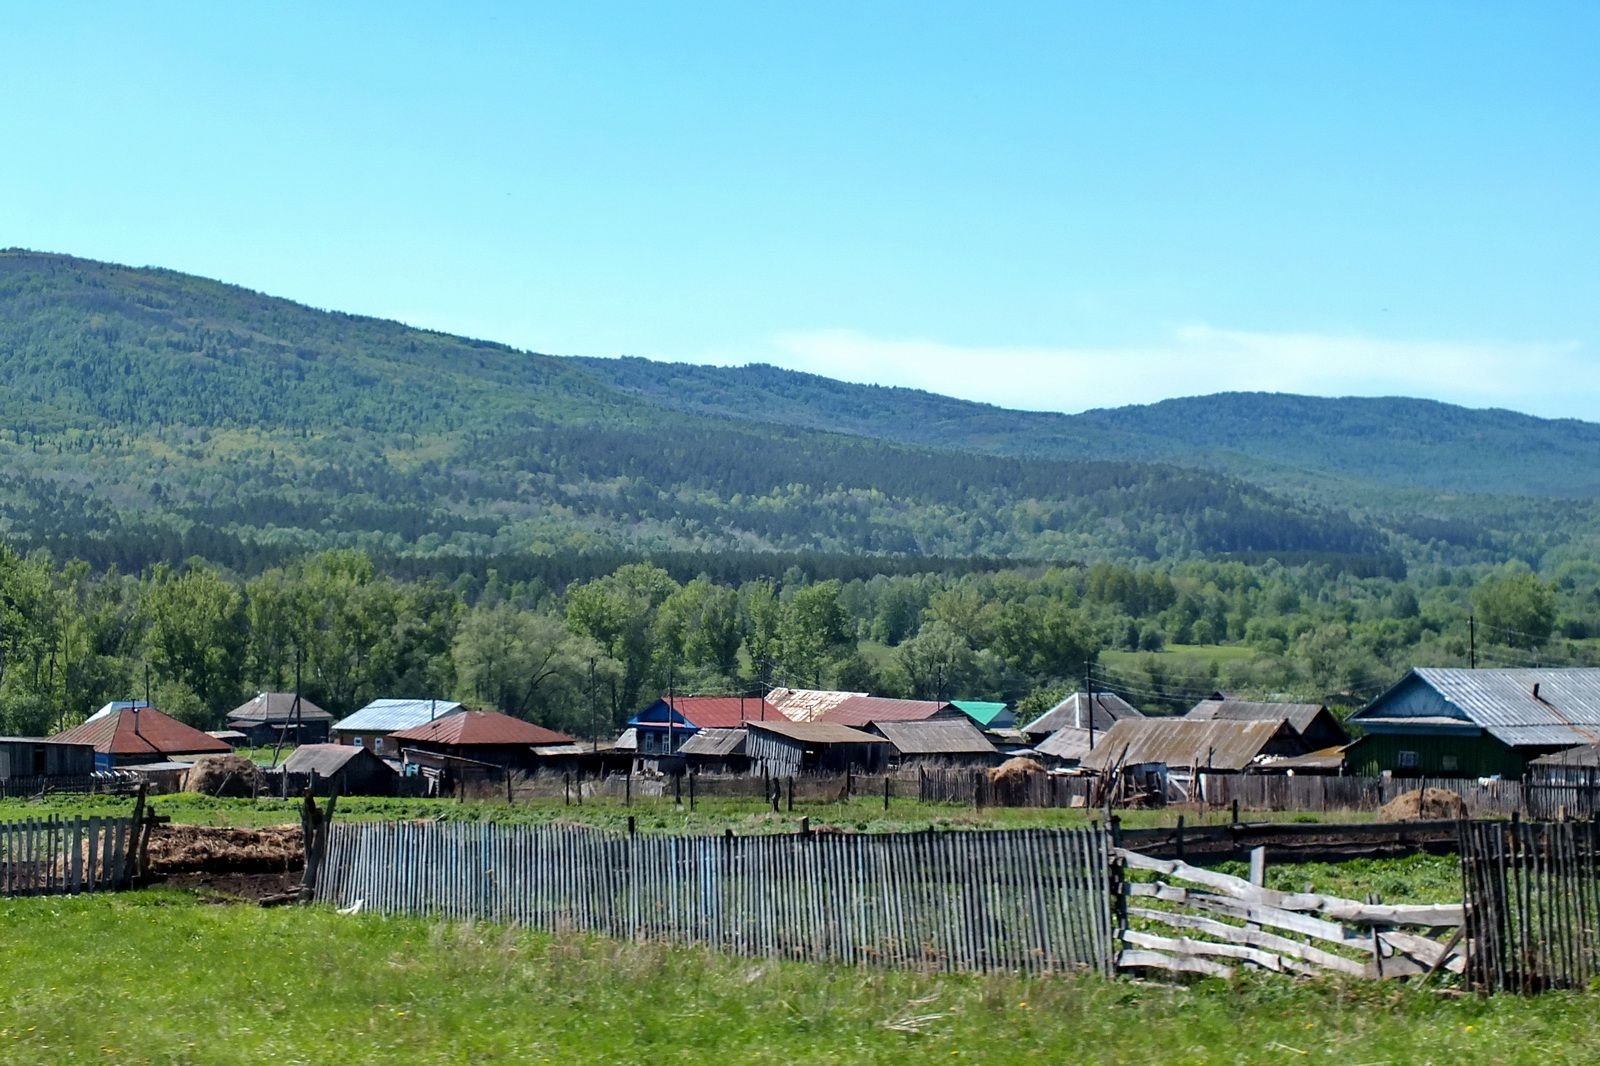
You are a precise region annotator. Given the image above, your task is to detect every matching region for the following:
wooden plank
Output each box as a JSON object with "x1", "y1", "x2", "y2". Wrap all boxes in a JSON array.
[
  {"x1": 1117, "y1": 947, "x2": 1234, "y2": 978},
  {"x1": 1125, "y1": 906, "x2": 1367, "y2": 976},
  {"x1": 1121, "y1": 928, "x2": 1293, "y2": 972}
]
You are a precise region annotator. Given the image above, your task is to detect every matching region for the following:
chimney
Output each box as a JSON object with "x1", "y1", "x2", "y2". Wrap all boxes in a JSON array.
[{"x1": 1533, "y1": 683, "x2": 1542, "y2": 701}]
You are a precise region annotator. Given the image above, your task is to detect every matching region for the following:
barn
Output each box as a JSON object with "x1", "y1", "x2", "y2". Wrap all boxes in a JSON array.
[{"x1": 745, "y1": 720, "x2": 890, "y2": 775}]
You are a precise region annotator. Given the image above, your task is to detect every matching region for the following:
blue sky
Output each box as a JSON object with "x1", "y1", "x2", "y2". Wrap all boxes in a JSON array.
[{"x1": 3, "y1": 3, "x2": 1597, "y2": 418}]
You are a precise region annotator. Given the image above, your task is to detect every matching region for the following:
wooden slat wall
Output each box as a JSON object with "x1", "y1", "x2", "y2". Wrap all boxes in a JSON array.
[
  {"x1": 316, "y1": 822, "x2": 1115, "y2": 974},
  {"x1": 0, "y1": 815, "x2": 142, "y2": 897}
]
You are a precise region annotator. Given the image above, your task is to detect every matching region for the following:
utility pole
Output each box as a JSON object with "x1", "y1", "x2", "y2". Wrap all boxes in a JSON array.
[
  {"x1": 1084, "y1": 658, "x2": 1095, "y2": 752},
  {"x1": 588, "y1": 656, "x2": 598, "y2": 752},
  {"x1": 1469, "y1": 615, "x2": 1477, "y2": 669}
]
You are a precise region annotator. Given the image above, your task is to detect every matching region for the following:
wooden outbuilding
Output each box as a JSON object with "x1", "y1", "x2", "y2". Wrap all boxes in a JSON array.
[
  {"x1": 226, "y1": 692, "x2": 335, "y2": 746},
  {"x1": 745, "y1": 720, "x2": 890, "y2": 775},
  {"x1": 281, "y1": 743, "x2": 399, "y2": 796},
  {"x1": 867, "y1": 718, "x2": 1000, "y2": 768}
]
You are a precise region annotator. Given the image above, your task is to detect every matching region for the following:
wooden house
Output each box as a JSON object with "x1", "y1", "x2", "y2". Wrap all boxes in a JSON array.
[
  {"x1": 226, "y1": 692, "x2": 335, "y2": 746},
  {"x1": 331, "y1": 698, "x2": 464, "y2": 758},
  {"x1": 1184, "y1": 698, "x2": 1349, "y2": 750},
  {"x1": 281, "y1": 743, "x2": 398, "y2": 796},
  {"x1": 390, "y1": 710, "x2": 574, "y2": 777},
  {"x1": 49, "y1": 705, "x2": 232, "y2": 770},
  {"x1": 950, "y1": 700, "x2": 1015, "y2": 731},
  {"x1": 1346, "y1": 668, "x2": 1600, "y2": 778},
  {"x1": 1020, "y1": 692, "x2": 1143, "y2": 743},
  {"x1": 867, "y1": 718, "x2": 1000, "y2": 768},
  {"x1": 628, "y1": 696, "x2": 779, "y2": 756},
  {"x1": 0, "y1": 737, "x2": 95, "y2": 782},
  {"x1": 745, "y1": 720, "x2": 890, "y2": 775}
]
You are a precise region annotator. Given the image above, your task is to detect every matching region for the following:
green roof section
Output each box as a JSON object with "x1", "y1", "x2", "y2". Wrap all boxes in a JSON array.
[{"x1": 951, "y1": 700, "x2": 1014, "y2": 729}]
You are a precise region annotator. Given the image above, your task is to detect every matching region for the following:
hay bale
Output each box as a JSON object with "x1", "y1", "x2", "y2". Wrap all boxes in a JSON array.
[
  {"x1": 1376, "y1": 787, "x2": 1468, "y2": 822},
  {"x1": 987, "y1": 756, "x2": 1044, "y2": 805},
  {"x1": 184, "y1": 754, "x2": 266, "y2": 798}
]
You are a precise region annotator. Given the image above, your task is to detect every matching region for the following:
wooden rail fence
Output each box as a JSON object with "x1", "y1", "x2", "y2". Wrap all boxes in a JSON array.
[
  {"x1": 315, "y1": 822, "x2": 1115, "y2": 975},
  {"x1": 1460, "y1": 818, "x2": 1600, "y2": 993},
  {"x1": 0, "y1": 814, "x2": 150, "y2": 896}
]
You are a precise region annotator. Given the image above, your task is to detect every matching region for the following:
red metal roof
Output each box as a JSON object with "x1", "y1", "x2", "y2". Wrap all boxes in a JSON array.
[
  {"x1": 817, "y1": 696, "x2": 951, "y2": 728},
  {"x1": 388, "y1": 710, "x2": 574, "y2": 747},
  {"x1": 665, "y1": 697, "x2": 781, "y2": 729},
  {"x1": 51, "y1": 706, "x2": 232, "y2": 758}
]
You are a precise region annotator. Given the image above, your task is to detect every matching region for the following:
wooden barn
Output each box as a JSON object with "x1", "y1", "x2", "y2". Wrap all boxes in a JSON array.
[
  {"x1": 745, "y1": 720, "x2": 890, "y2": 775},
  {"x1": 868, "y1": 718, "x2": 1000, "y2": 768},
  {"x1": 226, "y1": 692, "x2": 335, "y2": 746},
  {"x1": 0, "y1": 737, "x2": 95, "y2": 782},
  {"x1": 1184, "y1": 698, "x2": 1349, "y2": 750},
  {"x1": 678, "y1": 728, "x2": 750, "y2": 774},
  {"x1": 281, "y1": 743, "x2": 398, "y2": 796}
]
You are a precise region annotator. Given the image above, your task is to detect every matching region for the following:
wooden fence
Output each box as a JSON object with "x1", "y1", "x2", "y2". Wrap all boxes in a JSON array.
[
  {"x1": 315, "y1": 821, "x2": 1115, "y2": 975},
  {"x1": 0, "y1": 774, "x2": 145, "y2": 799},
  {"x1": 1459, "y1": 818, "x2": 1600, "y2": 993},
  {"x1": 1114, "y1": 847, "x2": 1466, "y2": 979},
  {"x1": 0, "y1": 814, "x2": 149, "y2": 896},
  {"x1": 919, "y1": 769, "x2": 1096, "y2": 808}
]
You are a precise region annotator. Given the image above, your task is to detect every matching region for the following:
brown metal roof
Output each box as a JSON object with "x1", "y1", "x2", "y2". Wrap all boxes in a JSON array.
[
  {"x1": 226, "y1": 692, "x2": 334, "y2": 724},
  {"x1": 51, "y1": 707, "x2": 232, "y2": 758},
  {"x1": 388, "y1": 710, "x2": 573, "y2": 747},
  {"x1": 1078, "y1": 718, "x2": 1302, "y2": 772},
  {"x1": 870, "y1": 719, "x2": 996, "y2": 756},
  {"x1": 817, "y1": 696, "x2": 951, "y2": 728},
  {"x1": 282, "y1": 744, "x2": 395, "y2": 777},
  {"x1": 747, "y1": 720, "x2": 887, "y2": 745},
  {"x1": 1185, "y1": 699, "x2": 1327, "y2": 735},
  {"x1": 765, "y1": 688, "x2": 869, "y2": 722}
]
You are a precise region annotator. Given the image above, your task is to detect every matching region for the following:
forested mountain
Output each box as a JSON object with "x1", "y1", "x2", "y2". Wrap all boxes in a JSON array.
[
  {"x1": 0, "y1": 250, "x2": 1400, "y2": 576},
  {"x1": 574, "y1": 358, "x2": 1600, "y2": 499}
]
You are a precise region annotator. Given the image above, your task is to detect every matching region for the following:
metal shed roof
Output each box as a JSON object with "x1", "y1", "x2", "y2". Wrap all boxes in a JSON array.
[
  {"x1": 1078, "y1": 718, "x2": 1299, "y2": 772},
  {"x1": 1352, "y1": 668, "x2": 1600, "y2": 749},
  {"x1": 1034, "y1": 726, "x2": 1094, "y2": 763},
  {"x1": 1185, "y1": 699, "x2": 1327, "y2": 735},
  {"x1": 679, "y1": 728, "x2": 748, "y2": 757},
  {"x1": 764, "y1": 688, "x2": 868, "y2": 723},
  {"x1": 870, "y1": 718, "x2": 997, "y2": 756},
  {"x1": 332, "y1": 699, "x2": 464, "y2": 734},
  {"x1": 1021, "y1": 692, "x2": 1143, "y2": 736},
  {"x1": 747, "y1": 720, "x2": 886, "y2": 745}
]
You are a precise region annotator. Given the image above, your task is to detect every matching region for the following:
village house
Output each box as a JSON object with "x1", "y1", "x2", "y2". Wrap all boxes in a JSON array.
[
  {"x1": 950, "y1": 700, "x2": 1015, "y2": 731},
  {"x1": 815, "y1": 695, "x2": 958, "y2": 729},
  {"x1": 867, "y1": 718, "x2": 1001, "y2": 768},
  {"x1": 280, "y1": 743, "x2": 398, "y2": 796},
  {"x1": 225, "y1": 692, "x2": 335, "y2": 746},
  {"x1": 330, "y1": 698, "x2": 464, "y2": 758},
  {"x1": 745, "y1": 719, "x2": 891, "y2": 775},
  {"x1": 628, "y1": 696, "x2": 779, "y2": 756},
  {"x1": 1184, "y1": 697, "x2": 1350, "y2": 750},
  {"x1": 49, "y1": 704, "x2": 232, "y2": 770},
  {"x1": 763, "y1": 687, "x2": 867, "y2": 722},
  {"x1": 389, "y1": 710, "x2": 574, "y2": 777},
  {"x1": 1020, "y1": 691, "x2": 1143, "y2": 743},
  {"x1": 1346, "y1": 667, "x2": 1600, "y2": 778}
]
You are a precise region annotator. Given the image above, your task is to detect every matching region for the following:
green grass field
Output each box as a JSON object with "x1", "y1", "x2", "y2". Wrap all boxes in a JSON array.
[{"x1": 0, "y1": 890, "x2": 1594, "y2": 1064}]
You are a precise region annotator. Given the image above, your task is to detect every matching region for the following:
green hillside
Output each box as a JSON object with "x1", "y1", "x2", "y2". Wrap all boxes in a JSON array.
[{"x1": 0, "y1": 251, "x2": 1396, "y2": 576}]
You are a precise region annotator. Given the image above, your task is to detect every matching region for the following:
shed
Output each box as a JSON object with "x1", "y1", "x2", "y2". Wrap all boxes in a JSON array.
[
  {"x1": 1346, "y1": 668, "x2": 1600, "y2": 778},
  {"x1": 745, "y1": 720, "x2": 890, "y2": 775},
  {"x1": 868, "y1": 719, "x2": 1000, "y2": 767},
  {"x1": 49, "y1": 706, "x2": 232, "y2": 770},
  {"x1": 282, "y1": 743, "x2": 398, "y2": 796},
  {"x1": 1078, "y1": 718, "x2": 1305, "y2": 773},
  {"x1": 1033, "y1": 726, "x2": 1095, "y2": 767},
  {"x1": 949, "y1": 700, "x2": 1015, "y2": 730},
  {"x1": 0, "y1": 737, "x2": 95, "y2": 781},
  {"x1": 331, "y1": 698, "x2": 464, "y2": 758},
  {"x1": 678, "y1": 728, "x2": 750, "y2": 774},
  {"x1": 1185, "y1": 698, "x2": 1349, "y2": 750},
  {"x1": 226, "y1": 692, "x2": 335, "y2": 745},
  {"x1": 816, "y1": 696, "x2": 957, "y2": 729},
  {"x1": 1020, "y1": 692, "x2": 1144, "y2": 742},
  {"x1": 628, "y1": 696, "x2": 779, "y2": 756}
]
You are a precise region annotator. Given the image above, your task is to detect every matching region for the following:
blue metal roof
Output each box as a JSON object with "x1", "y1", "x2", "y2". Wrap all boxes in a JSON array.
[{"x1": 333, "y1": 699, "x2": 464, "y2": 733}]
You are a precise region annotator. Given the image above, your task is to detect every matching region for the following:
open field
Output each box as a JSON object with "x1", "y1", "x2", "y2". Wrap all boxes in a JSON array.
[
  {"x1": 0, "y1": 890, "x2": 1596, "y2": 1064},
  {"x1": 0, "y1": 791, "x2": 1378, "y2": 834}
]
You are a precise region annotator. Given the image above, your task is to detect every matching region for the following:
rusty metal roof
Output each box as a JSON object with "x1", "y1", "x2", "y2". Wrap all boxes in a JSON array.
[
  {"x1": 679, "y1": 728, "x2": 748, "y2": 757},
  {"x1": 1021, "y1": 692, "x2": 1143, "y2": 736},
  {"x1": 817, "y1": 696, "x2": 951, "y2": 728},
  {"x1": 870, "y1": 718, "x2": 997, "y2": 756},
  {"x1": 747, "y1": 720, "x2": 887, "y2": 745},
  {"x1": 51, "y1": 707, "x2": 233, "y2": 758},
  {"x1": 1185, "y1": 699, "x2": 1327, "y2": 735},
  {"x1": 1352, "y1": 668, "x2": 1600, "y2": 749},
  {"x1": 765, "y1": 688, "x2": 868, "y2": 722},
  {"x1": 389, "y1": 710, "x2": 573, "y2": 747},
  {"x1": 1078, "y1": 718, "x2": 1300, "y2": 772}
]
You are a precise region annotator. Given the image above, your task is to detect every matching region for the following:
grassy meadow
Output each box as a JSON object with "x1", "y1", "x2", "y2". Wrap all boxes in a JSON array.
[{"x1": 0, "y1": 889, "x2": 1594, "y2": 1065}]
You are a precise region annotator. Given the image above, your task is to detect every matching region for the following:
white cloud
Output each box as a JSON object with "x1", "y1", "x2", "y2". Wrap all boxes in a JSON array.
[{"x1": 698, "y1": 325, "x2": 1593, "y2": 417}]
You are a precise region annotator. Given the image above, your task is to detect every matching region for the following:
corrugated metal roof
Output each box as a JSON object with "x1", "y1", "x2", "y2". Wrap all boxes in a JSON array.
[
  {"x1": 1034, "y1": 726, "x2": 1093, "y2": 763},
  {"x1": 227, "y1": 692, "x2": 334, "y2": 724},
  {"x1": 679, "y1": 728, "x2": 747, "y2": 757},
  {"x1": 871, "y1": 718, "x2": 997, "y2": 756},
  {"x1": 1353, "y1": 668, "x2": 1600, "y2": 749},
  {"x1": 765, "y1": 688, "x2": 868, "y2": 722},
  {"x1": 950, "y1": 701, "x2": 1014, "y2": 728},
  {"x1": 1185, "y1": 699, "x2": 1326, "y2": 735},
  {"x1": 1256, "y1": 746, "x2": 1349, "y2": 772},
  {"x1": 611, "y1": 728, "x2": 638, "y2": 751},
  {"x1": 1531, "y1": 744, "x2": 1600, "y2": 768},
  {"x1": 283, "y1": 744, "x2": 394, "y2": 777},
  {"x1": 748, "y1": 720, "x2": 887, "y2": 745},
  {"x1": 389, "y1": 710, "x2": 572, "y2": 747},
  {"x1": 1021, "y1": 692, "x2": 1144, "y2": 736},
  {"x1": 817, "y1": 696, "x2": 951, "y2": 728},
  {"x1": 333, "y1": 699, "x2": 464, "y2": 734},
  {"x1": 1079, "y1": 718, "x2": 1299, "y2": 772},
  {"x1": 52, "y1": 707, "x2": 233, "y2": 758}
]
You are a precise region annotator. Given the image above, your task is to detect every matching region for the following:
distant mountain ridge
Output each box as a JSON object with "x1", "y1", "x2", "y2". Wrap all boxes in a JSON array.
[{"x1": 571, "y1": 357, "x2": 1600, "y2": 499}]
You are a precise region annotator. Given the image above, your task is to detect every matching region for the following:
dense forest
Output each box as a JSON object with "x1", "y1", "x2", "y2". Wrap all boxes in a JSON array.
[{"x1": 1, "y1": 251, "x2": 1598, "y2": 739}]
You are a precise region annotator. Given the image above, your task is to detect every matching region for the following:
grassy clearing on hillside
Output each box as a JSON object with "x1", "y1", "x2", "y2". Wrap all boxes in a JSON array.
[
  {"x1": 0, "y1": 891, "x2": 1595, "y2": 1064},
  {"x1": 0, "y1": 791, "x2": 1375, "y2": 834},
  {"x1": 1102, "y1": 642, "x2": 1257, "y2": 674}
]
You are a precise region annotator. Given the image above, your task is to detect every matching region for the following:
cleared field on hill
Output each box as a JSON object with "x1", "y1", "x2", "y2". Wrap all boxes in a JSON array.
[{"x1": 0, "y1": 891, "x2": 1591, "y2": 1064}]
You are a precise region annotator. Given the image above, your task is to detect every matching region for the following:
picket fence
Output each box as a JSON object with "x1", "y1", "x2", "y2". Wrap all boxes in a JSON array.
[
  {"x1": 0, "y1": 815, "x2": 146, "y2": 896},
  {"x1": 316, "y1": 821, "x2": 1115, "y2": 974}
]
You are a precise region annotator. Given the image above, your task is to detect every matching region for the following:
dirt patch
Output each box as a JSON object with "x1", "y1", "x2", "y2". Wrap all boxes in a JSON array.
[
  {"x1": 1377, "y1": 787, "x2": 1468, "y2": 822},
  {"x1": 158, "y1": 870, "x2": 303, "y2": 904},
  {"x1": 145, "y1": 824, "x2": 303, "y2": 875},
  {"x1": 185, "y1": 754, "x2": 268, "y2": 797}
]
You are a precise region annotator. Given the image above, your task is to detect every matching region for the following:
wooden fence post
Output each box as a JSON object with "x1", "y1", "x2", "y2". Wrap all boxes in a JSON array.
[
  {"x1": 786, "y1": 777, "x2": 794, "y2": 812},
  {"x1": 883, "y1": 775, "x2": 890, "y2": 811}
]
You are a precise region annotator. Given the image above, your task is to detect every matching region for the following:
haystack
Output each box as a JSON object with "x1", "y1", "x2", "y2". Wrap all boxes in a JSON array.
[
  {"x1": 184, "y1": 753, "x2": 267, "y2": 798},
  {"x1": 988, "y1": 756, "x2": 1044, "y2": 805},
  {"x1": 1376, "y1": 787, "x2": 1468, "y2": 822}
]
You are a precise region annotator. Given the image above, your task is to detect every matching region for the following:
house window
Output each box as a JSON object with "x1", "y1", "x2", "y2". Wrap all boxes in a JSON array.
[
  {"x1": 1397, "y1": 750, "x2": 1419, "y2": 770},
  {"x1": 353, "y1": 737, "x2": 364, "y2": 748},
  {"x1": 1441, "y1": 755, "x2": 1459, "y2": 772}
]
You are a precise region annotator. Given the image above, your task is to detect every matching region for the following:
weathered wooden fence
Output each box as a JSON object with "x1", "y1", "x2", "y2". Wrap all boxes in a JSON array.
[
  {"x1": 1460, "y1": 818, "x2": 1600, "y2": 992},
  {"x1": 316, "y1": 822, "x2": 1115, "y2": 974},
  {"x1": 1115, "y1": 848, "x2": 1466, "y2": 980},
  {"x1": 0, "y1": 814, "x2": 149, "y2": 896},
  {"x1": 0, "y1": 773, "x2": 145, "y2": 799},
  {"x1": 1197, "y1": 774, "x2": 1527, "y2": 817},
  {"x1": 919, "y1": 769, "x2": 1096, "y2": 808}
]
